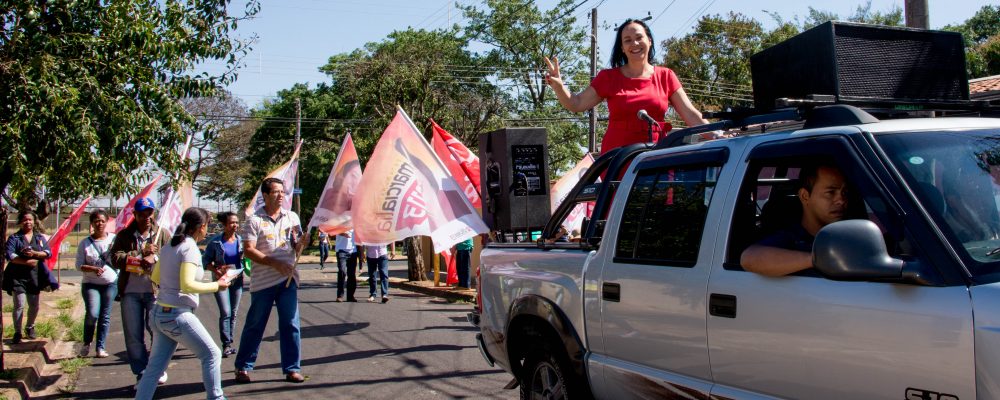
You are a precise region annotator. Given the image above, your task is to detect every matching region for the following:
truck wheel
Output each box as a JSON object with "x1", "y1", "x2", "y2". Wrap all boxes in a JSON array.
[{"x1": 519, "y1": 343, "x2": 573, "y2": 400}]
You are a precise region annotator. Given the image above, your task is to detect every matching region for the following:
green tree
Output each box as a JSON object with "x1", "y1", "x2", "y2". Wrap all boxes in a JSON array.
[
  {"x1": 0, "y1": 0, "x2": 259, "y2": 204},
  {"x1": 944, "y1": 5, "x2": 1000, "y2": 78}
]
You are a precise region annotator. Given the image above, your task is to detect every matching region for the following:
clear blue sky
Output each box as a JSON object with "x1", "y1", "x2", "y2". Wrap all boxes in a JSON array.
[{"x1": 208, "y1": 0, "x2": 992, "y2": 109}]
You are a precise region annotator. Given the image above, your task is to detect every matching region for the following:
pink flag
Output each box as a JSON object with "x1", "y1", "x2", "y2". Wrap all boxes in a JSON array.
[
  {"x1": 551, "y1": 154, "x2": 596, "y2": 233},
  {"x1": 245, "y1": 140, "x2": 302, "y2": 216},
  {"x1": 157, "y1": 179, "x2": 194, "y2": 237},
  {"x1": 114, "y1": 174, "x2": 162, "y2": 233},
  {"x1": 308, "y1": 134, "x2": 363, "y2": 236},
  {"x1": 352, "y1": 108, "x2": 488, "y2": 252},
  {"x1": 430, "y1": 120, "x2": 481, "y2": 209},
  {"x1": 46, "y1": 197, "x2": 91, "y2": 270}
]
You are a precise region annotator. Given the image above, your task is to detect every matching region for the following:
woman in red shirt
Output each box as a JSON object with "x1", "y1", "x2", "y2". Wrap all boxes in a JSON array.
[{"x1": 545, "y1": 18, "x2": 709, "y2": 155}]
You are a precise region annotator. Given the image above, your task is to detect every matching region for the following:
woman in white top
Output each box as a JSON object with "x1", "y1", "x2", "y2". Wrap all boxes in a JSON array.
[
  {"x1": 75, "y1": 210, "x2": 118, "y2": 358},
  {"x1": 135, "y1": 208, "x2": 231, "y2": 400}
]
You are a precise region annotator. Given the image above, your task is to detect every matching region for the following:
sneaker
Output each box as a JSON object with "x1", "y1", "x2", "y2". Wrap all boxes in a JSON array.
[
  {"x1": 319, "y1": 264, "x2": 324, "y2": 270},
  {"x1": 234, "y1": 370, "x2": 251, "y2": 383},
  {"x1": 382, "y1": 295, "x2": 390, "y2": 304},
  {"x1": 11, "y1": 333, "x2": 21, "y2": 344},
  {"x1": 368, "y1": 296, "x2": 377, "y2": 303},
  {"x1": 96, "y1": 348, "x2": 109, "y2": 358},
  {"x1": 158, "y1": 371, "x2": 168, "y2": 385},
  {"x1": 335, "y1": 296, "x2": 345, "y2": 303},
  {"x1": 79, "y1": 344, "x2": 91, "y2": 357},
  {"x1": 285, "y1": 371, "x2": 305, "y2": 383},
  {"x1": 222, "y1": 345, "x2": 234, "y2": 358},
  {"x1": 25, "y1": 326, "x2": 36, "y2": 340}
]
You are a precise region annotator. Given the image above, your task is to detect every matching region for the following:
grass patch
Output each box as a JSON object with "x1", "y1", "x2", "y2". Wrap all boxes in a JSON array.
[
  {"x1": 33, "y1": 320, "x2": 58, "y2": 340},
  {"x1": 56, "y1": 298, "x2": 75, "y2": 310},
  {"x1": 64, "y1": 317, "x2": 84, "y2": 343},
  {"x1": 56, "y1": 312, "x2": 74, "y2": 328},
  {"x1": 3, "y1": 325, "x2": 11, "y2": 339},
  {"x1": 2, "y1": 303, "x2": 11, "y2": 313},
  {"x1": 58, "y1": 357, "x2": 90, "y2": 375},
  {"x1": 0, "y1": 368, "x2": 22, "y2": 380}
]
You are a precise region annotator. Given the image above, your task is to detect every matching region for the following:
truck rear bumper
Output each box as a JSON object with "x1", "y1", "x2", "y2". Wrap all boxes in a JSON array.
[{"x1": 469, "y1": 311, "x2": 496, "y2": 367}]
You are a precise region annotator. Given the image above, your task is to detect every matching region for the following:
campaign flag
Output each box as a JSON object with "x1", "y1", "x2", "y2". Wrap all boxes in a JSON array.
[
  {"x1": 430, "y1": 120, "x2": 481, "y2": 209},
  {"x1": 244, "y1": 140, "x2": 302, "y2": 216},
  {"x1": 157, "y1": 179, "x2": 194, "y2": 237},
  {"x1": 308, "y1": 134, "x2": 363, "y2": 236},
  {"x1": 442, "y1": 249, "x2": 458, "y2": 285},
  {"x1": 352, "y1": 107, "x2": 488, "y2": 252},
  {"x1": 114, "y1": 174, "x2": 163, "y2": 233},
  {"x1": 46, "y1": 197, "x2": 91, "y2": 270},
  {"x1": 551, "y1": 154, "x2": 595, "y2": 233}
]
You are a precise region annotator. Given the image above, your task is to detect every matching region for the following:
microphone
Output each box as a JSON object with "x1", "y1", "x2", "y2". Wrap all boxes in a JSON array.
[{"x1": 637, "y1": 109, "x2": 657, "y2": 125}]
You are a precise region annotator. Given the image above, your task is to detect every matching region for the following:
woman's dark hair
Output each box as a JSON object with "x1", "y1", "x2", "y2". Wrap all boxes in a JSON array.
[
  {"x1": 171, "y1": 207, "x2": 210, "y2": 246},
  {"x1": 217, "y1": 211, "x2": 238, "y2": 224},
  {"x1": 610, "y1": 19, "x2": 656, "y2": 68},
  {"x1": 89, "y1": 209, "x2": 108, "y2": 223},
  {"x1": 17, "y1": 210, "x2": 37, "y2": 224}
]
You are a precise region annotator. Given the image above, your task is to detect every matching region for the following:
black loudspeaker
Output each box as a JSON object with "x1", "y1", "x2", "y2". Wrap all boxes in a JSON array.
[
  {"x1": 479, "y1": 128, "x2": 551, "y2": 232},
  {"x1": 751, "y1": 21, "x2": 969, "y2": 110}
]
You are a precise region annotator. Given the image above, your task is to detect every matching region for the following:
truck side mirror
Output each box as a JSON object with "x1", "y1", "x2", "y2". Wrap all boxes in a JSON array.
[{"x1": 813, "y1": 220, "x2": 904, "y2": 280}]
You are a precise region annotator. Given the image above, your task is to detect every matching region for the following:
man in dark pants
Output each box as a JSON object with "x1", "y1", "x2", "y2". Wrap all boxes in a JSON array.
[{"x1": 334, "y1": 230, "x2": 360, "y2": 302}]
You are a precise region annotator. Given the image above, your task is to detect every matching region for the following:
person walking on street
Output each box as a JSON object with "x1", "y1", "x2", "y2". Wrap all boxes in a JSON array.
[
  {"x1": 136, "y1": 207, "x2": 231, "y2": 400},
  {"x1": 365, "y1": 244, "x2": 389, "y2": 303},
  {"x1": 334, "y1": 230, "x2": 360, "y2": 302},
  {"x1": 455, "y1": 237, "x2": 474, "y2": 290},
  {"x1": 3, "y1": 211, "x2": 57, "y2": 344},
  {"x1": 318, "y1": 231, "x2": 330, "y2": 270},
  {"x1": 202, "y1": 211, "x2": 244, "y2": 358},
  {"x1": 75, "y1": 210, "x2": 118, "y2": 357},
  {"x1": 110, "y1": 197, "x2": 170, "y2": 387},
  {"x1": 234, "y1": 177, "x2": 306, "y2": 384}
]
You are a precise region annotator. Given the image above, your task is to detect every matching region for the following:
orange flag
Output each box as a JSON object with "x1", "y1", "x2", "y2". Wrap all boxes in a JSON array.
[
  {"x1": 352, "y1": 108, "x2": 488, "y2": 252},
  {"x1": 430, "y1": 120, "x2": 481, "y2": 209},
  {"x1": 308, "y1": 133, "x2": 363, "y2": 236},
  {"x1": 47, "y1": 197, "x2": 91, "y2": 269},
  {"x1": 244, "y1": 140, "x2": 302, "y2": 216}
]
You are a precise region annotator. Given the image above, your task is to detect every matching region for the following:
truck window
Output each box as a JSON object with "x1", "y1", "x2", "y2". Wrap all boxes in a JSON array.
[{"x1": 615, "y1": 164, "x2": 722, "y2": 267}]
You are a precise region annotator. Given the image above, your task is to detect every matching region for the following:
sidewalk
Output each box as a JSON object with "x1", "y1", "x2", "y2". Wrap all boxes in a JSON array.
[{"x1": 295, "y1": 255, "x2": 476, "y2": 303}]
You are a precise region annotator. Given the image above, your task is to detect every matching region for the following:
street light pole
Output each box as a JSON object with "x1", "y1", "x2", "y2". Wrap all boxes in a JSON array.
[{"x1": 295, "y1": 98, "x2": 301, "y2": 216}]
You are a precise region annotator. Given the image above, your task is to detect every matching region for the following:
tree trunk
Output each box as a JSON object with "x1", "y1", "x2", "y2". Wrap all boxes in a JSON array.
[{"x1": 406, "y1": 237, "x2": 428, "y2": 281}]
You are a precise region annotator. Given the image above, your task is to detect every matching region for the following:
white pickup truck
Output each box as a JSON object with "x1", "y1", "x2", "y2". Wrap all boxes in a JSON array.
[{"x1": 469, "y1": 103, "x2": 1000, "y2": 400}]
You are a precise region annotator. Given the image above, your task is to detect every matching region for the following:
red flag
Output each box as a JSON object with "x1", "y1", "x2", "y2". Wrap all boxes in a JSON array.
[
  {"x1": 551, "y1": 154, "x2": 596, "y2": 233},
  {"x1": 352, "y1": 108, "x2": 488, "y2": 252},
  {"x1": 308, "y1": 134, "x2": 363, "y2": 236},
  {"x1": 430, "y1": 120, "x2": 481, "y2": 209},
  {"x1": 47, "y1": 197, "x2": 91, "y2": 270},
  {"x1": 442, "y1": 249, "x2": 457, "y2": 285},
  {"x1": 114, "y1": 174, "x2": 162, "y2": 233}
]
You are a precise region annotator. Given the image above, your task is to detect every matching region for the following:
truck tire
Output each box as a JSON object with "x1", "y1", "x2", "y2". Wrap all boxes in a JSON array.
[{"x1": 519, "y1": 342, "x2": 581, "y2": 400}]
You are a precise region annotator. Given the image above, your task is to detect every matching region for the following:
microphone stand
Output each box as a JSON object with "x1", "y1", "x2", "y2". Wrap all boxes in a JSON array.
[{"x1": 646, "y1": 120, "x2": 654, "y2": 144}]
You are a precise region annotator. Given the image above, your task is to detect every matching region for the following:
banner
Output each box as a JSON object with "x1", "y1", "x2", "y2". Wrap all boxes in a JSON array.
[
  {"x1": 245, "y1": 140, "x2": 302, "y2": 216},
  {"x1": 46, "y1": 197, "x2": 91, "y2": 269},
  {"x1": 352, "y1": 108, "x2": 488, "y2": 252},
  {"x1": 430, "y1": 120, "x2": 481, "y2": 209},
  {"x1": 551, "y1": 154, "x2": 595, "y2": 234},
  {"x1": 308, "y1": 134, "x2": 363, "y2": 236},
  {"x1": 114, "y1": 174, "x2": 162, "y2": 233}
]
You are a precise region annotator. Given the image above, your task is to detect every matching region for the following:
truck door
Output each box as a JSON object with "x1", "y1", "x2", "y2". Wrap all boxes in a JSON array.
[
  {"x1": 707, "y1": 135, "x2": 974, "y2": 400},
  {"x1": 589, "y1": 147, "x2": 731, "y2": 400}
]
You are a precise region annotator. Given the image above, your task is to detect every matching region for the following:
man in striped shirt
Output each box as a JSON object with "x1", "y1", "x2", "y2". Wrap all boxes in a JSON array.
[{"x1": 233, "y1": 177, "x2": 306, "y2": 384}]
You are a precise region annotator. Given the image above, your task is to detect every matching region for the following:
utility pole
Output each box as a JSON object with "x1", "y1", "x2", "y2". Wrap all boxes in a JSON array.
[
  {"x1": 589, "y1": 7, "x2": 598, "y2": 154},
  {"x1": 295, "y1": 98, "x2": 302, "y2": 215},
  {"x1": 905, "y1": 0, "x2": 929, "y2": 29}
]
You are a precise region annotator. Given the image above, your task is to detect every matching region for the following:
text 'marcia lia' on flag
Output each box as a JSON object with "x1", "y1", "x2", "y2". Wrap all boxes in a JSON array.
[
  {"x1": 244, "y1": 140, "x2": 302, "y2": 216},
  {"x1": 352, "y1": 107, "x2": 488, "y2": 252},
  {"x1": 430, "y1": 119, "x2": 481, "y2": 209},
  {"x1": 308, "y1": 133, "x2": 363, "y2": 236}
]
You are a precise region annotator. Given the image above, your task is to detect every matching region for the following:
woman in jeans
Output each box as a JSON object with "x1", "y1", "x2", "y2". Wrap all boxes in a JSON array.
[
  {"x1": 202, "y1": 211, "x2": 244, "y2": 357},
  {"x1": 3, "y1": 211, "x2": 55, "y2": 344},
  {"x1": 75, "y1": 210, "x2": 118, "y2": 357},
  {"x1": 135, "y1": 208, "x2": 231, "y2": 400}
]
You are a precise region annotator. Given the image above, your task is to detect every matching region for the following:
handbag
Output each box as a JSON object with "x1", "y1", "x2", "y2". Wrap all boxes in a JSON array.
[{"x1": 85, "y1": 237, "x2": 119, "y2": 285}]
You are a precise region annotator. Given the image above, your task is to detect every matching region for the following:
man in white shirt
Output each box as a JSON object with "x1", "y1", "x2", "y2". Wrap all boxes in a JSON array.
[{"x1": 335, "y1": 230, "x2": 360, "y2": 302}]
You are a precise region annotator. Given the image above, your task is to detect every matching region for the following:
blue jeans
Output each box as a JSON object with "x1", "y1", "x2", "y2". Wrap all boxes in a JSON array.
[
  {"x1": 214, "y1": 274, "x2": 243, "y2": 346},
  {"x1": 136, "y1": 305, "x2": 224, "y2": 400},
  {"x1": 336, "y1": 250, "x2": 358, "y2": 299},
  {"x1": 456, "y1": 249, "x2": 472, "y2": 288},
  {"x1": 319, "y1": 243, "x2": 329, "y2": 267},
  {"x1": 367, "y1": 256, "x2": 389, "y2": 297},
  {"x1": 81, "y1": 283, "x2": 117, "y2": 349},
  {"x1": 234, "y1": 282, "x2": 301, "y2": 374},
  {"x1": 121, "y1": 292, "x2": 155, "y2": 376}
]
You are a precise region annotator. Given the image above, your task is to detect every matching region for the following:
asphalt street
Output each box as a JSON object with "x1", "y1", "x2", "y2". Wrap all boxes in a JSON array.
[{"x1": 68, "y1": 262, "x2": 517, "y2": 399}]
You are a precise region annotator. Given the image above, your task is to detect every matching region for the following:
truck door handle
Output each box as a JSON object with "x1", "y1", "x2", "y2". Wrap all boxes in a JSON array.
[
  {"x1": 602, "y1": 282, "x2": 620, "y2": 302},
  {"x1": 709, "y1": 293, "x2": 737, "y2": 318}
]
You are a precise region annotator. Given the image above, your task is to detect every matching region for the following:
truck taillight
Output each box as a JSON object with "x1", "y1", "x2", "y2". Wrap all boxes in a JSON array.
[{"x1": 476, "y1": 265, "x2": 482, "y2": 311}]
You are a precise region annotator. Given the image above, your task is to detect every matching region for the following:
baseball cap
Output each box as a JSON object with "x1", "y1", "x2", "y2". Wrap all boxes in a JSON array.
[{"x1": 134, "y1": 197, "x2": 155, "y2": 212}]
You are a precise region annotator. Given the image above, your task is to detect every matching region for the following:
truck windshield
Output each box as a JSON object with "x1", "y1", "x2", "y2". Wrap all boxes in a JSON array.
[{"x1": 877, "y1": 129, "x2": 1000, "y2": 277}]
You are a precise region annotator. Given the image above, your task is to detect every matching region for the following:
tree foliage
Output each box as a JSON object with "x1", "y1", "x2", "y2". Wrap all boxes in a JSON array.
[
  {"x1": 183, "y1": 92, "x2": 255, "y2": 201},
  {"x1": 0, "y1": 0, "x2": 259, "y2": 205},
  {"x1": 944, "y1": 5, "x2": 1000, "y2": 78}
]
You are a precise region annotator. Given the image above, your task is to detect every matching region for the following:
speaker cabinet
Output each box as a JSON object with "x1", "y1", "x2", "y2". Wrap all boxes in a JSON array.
[
  {"x1": 751, "y1": 21, "x2": 968, "y2": 110},
  {"x1": 479, "y1": 128, "x2": 551, "y2": 231}
]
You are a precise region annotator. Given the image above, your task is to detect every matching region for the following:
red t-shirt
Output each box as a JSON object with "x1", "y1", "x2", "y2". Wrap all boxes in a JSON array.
[{"x1": 590, "y1": 66, "x2": 682, "y2": 154}]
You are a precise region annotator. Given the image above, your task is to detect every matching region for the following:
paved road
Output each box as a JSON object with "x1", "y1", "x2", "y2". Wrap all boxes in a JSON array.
[{"x1": 69, "y1": 264, "x2": 517, "y2": 399}]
